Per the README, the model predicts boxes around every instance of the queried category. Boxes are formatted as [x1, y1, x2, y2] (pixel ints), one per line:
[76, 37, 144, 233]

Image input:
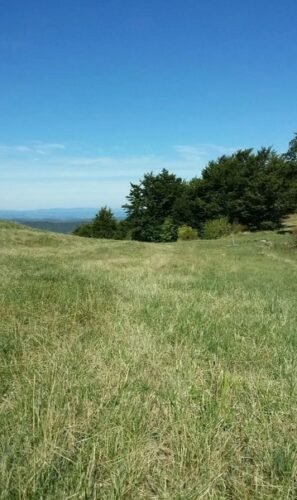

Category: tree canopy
[123, 169, 183, 241]
[74, 207, 118, 239]
[74, 134, 297, 242]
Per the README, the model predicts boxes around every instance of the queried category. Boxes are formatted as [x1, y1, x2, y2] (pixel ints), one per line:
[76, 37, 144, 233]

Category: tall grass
[0, 222, 296, 498]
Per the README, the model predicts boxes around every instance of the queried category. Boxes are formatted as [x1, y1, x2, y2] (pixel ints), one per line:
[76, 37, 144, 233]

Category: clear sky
[1, 0, 296, 209]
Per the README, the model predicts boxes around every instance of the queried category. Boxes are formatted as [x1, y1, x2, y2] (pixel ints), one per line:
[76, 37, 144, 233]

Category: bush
[259, 220, 278, 231]
[73, 223, 93, 237]
[160, 217, 178, 242]
[232, 222, 247, 233]
[178, 225, 198, 241]
[203, 217, 232, 239]
[115, 219, 131, 240]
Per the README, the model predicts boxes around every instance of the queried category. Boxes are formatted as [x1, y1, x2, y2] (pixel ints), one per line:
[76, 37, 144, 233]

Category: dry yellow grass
[281, 213, 297, 232]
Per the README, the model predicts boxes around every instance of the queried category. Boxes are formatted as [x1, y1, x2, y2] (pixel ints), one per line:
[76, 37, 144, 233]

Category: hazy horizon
[0, 207, 126, 221]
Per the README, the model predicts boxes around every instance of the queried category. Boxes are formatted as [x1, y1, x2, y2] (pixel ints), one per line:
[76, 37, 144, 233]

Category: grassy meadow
[0, 221, 296, 499]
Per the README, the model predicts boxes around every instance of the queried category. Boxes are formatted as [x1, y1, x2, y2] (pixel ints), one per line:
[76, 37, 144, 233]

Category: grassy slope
[0, 222, 296, 499]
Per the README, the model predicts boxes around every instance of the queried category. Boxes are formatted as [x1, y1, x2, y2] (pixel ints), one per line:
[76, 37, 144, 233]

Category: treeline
[74, 134, 297, 242]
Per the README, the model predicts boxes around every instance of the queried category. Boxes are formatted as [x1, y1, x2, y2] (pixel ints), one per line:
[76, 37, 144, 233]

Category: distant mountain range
[0, 207, 125, 221]
[14, 219, 90, 234]
[0, 208, 126, 234]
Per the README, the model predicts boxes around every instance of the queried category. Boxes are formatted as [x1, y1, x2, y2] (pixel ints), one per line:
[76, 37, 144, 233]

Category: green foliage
[74, 134, 297, 242]
[115, 219, 131, 240]
[203, 217, 232, 239]
[92, 206, 118, 239]
[284, 133, 297, 162]
[178, 225, 198, 240]
[159, 217, 178, 242]
[123, 136, 297, 240]
[73, 222, 93, 237]
[259, 220, 278, 231]
[197, 147, 296, 230]
[123, 169, 184, 241]
[74, 207, 119, 239]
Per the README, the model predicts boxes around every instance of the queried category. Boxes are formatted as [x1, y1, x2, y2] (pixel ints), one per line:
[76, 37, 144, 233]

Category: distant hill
[0, 207, 125, 221]
[13, 219, 91, 234]
[0, 207, 126, 233]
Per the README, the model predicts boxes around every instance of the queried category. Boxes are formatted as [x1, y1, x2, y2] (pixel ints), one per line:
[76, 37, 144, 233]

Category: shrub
[178, 225, 198, 241]
[232, 222, 247, 233]
[203, 217, 232, 239]
[259, 220, 278, 231]
[115, 219, 131, 240]
[160, 217, 178, 242]
[73, 223, 93, 237]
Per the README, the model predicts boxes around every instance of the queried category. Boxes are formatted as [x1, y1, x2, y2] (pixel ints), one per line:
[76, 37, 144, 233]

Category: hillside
[0, 221, 296, 498]
[13, 218, 91, 234]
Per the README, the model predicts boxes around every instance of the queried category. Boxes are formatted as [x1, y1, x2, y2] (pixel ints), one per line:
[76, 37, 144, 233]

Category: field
[0, 221, 296, 499]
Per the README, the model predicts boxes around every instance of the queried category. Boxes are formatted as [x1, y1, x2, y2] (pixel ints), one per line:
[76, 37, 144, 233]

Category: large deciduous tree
[192, 147, 295, 229]
[123, 169, 184, 241]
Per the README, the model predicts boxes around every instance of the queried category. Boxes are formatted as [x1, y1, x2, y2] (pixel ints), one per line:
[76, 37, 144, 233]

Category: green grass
[0, 222, 296, 499]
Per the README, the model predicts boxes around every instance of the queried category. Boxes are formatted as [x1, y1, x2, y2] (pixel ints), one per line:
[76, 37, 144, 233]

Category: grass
[280, 213, 297, 233]
[0, 221, 296, 499]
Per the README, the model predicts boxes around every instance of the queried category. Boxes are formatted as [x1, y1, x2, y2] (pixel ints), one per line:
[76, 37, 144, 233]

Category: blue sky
[1, 0, 296, 209]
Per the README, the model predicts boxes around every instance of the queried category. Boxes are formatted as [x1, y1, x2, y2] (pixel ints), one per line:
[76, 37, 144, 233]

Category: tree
[92, 207, 118, 239]
[115, 219, 132, 240]
[281, 134, 297, 213]
[171, 182, 200, 228]
[123, 169, 184, 241]
[194, 148, 293, 229]
[284, 133, 297, 162]
[74, 135, 297, 241]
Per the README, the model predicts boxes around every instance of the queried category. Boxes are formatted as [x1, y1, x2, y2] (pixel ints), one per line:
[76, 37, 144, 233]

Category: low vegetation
[1, 221, 296, 498]
[178, 224, 198, 240]
[203, 217, 232, 240]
